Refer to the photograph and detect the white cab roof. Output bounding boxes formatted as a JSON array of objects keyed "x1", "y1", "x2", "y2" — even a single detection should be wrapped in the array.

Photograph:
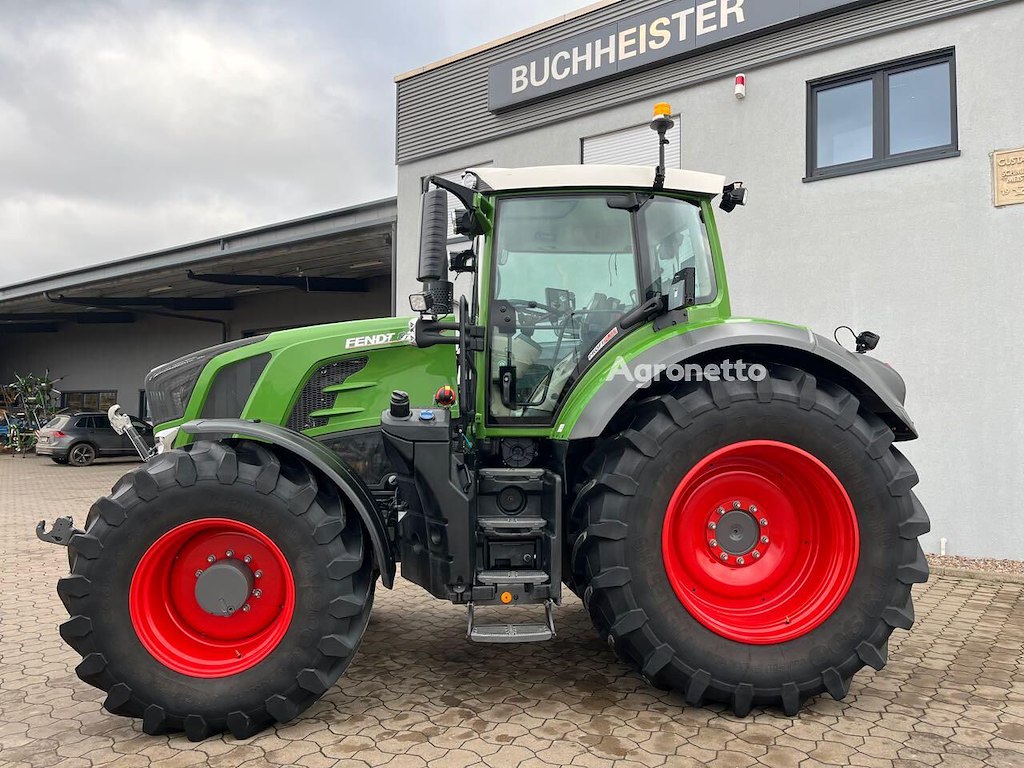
[{"x1": 468, "y1": 165, "x2": 726, "y2": 197}]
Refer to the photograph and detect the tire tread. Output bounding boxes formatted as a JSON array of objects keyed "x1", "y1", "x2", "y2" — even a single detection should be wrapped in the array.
[
  {"x1": 570, "y1": 365, "x2": 929, "y2": 716},
  {"x1": 56, "y1": 439, "x2": 374, "y2": 740}
]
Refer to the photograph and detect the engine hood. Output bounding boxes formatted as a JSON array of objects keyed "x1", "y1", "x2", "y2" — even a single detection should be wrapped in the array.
[{"x1": 149, "y1": 315, "x2": 455, "y2": 438}]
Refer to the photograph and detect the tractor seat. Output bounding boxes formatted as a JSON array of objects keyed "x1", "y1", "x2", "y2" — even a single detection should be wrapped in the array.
[{"x1": 580, "y1": 294, "x2": 625, "y2": 350}]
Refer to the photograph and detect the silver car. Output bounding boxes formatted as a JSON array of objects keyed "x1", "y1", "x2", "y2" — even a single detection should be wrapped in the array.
[{"x1": 35, "y1": 411, "x2": 154, "y2": 466}]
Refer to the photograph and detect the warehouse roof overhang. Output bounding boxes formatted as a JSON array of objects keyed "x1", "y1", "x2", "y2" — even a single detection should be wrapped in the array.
[{"x1": 0, "y1": 197, "x2": 396, "y2": 331}]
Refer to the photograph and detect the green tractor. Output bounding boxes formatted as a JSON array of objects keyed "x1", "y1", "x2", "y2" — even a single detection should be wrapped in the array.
[{"x1": 43, "y1": 106, "x2": 928, "y2": 740}]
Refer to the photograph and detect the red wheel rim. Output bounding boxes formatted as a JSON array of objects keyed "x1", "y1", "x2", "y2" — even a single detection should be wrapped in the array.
[
  {"x1": 129, "y1": 518, "x2": 295, "y2": 677},
  {"x1": 662, "y1": 440, "x2": 858, "y2": 644}
]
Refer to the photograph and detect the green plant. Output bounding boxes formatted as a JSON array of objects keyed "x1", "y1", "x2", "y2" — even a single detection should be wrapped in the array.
[{"x1": 8, "y1": 370, "x2": 61, "y2": 429}]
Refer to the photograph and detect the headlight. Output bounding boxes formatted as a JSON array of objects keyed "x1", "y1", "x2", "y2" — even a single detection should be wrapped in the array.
[{"x1": 145, "y1": 335, "x2": 267, "y2": 425}]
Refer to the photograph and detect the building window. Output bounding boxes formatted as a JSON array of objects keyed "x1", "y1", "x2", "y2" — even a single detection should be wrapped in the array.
[
  {"x1": 63, "y1": 391, "x2": 118, "y2": 411},
  {"x1": 806, "y1": 49, "x2": 958, "y2": 181},
  {"x1": 582, "y1": 119, "x2": 681, "y2": 167}
]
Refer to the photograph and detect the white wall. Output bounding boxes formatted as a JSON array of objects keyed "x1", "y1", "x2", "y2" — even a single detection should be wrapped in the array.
[
  {"x1": 396, "y1": 4, "x2": 1024, "y2": 559},
  {"x1": 0, "y1": 276, "x2": 392, "y2": 416}
]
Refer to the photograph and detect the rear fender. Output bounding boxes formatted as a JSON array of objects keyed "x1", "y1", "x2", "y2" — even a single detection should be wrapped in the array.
[
  {"x1": 180, "y1": 418, "x2": 395, "y2": 588},
  {"x1": 569, "y1": 322, "x2": 917, "y2": 441}
]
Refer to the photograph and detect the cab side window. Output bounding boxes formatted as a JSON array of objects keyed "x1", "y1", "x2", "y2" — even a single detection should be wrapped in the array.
[{"x1": 639, "y1": 196, "x2": 716, "y2": 303}]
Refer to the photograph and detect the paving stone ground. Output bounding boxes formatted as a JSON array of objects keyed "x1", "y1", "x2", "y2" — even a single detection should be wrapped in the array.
[{"x1": 1, "y1": 454, "x2": 1022, "y2": 768}]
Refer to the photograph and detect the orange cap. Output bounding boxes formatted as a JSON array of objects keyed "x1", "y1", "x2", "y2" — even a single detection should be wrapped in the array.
[{"x1": 653, "y1": 102, "x2": 672, "y2": 117}]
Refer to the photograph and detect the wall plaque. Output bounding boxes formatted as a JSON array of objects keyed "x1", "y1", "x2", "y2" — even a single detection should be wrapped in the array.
[{"x1": 994, "y1": 148, "x2": 1024, "y2": 207}]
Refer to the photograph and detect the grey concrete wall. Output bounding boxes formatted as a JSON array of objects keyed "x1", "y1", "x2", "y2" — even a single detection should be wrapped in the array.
[
  {"x1": 0, "y1": 276, "x2": 391, "y2": 416},
  {"x1": 396, "y1": 3, "x2": 1024, "y2": 558}
]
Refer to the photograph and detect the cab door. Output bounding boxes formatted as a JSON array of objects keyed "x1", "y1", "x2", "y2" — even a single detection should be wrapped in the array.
[{"x1": 485, "y1": 194, "x2": 642, "y2": 425}]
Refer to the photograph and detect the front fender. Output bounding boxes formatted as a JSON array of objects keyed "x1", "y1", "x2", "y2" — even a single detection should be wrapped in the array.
[
  {"x1": 567, "y1": 321, "x2": 916, "y2": 441},
  {"x1": 180, "y1": 418, "x2": 395, "y2": 588}
]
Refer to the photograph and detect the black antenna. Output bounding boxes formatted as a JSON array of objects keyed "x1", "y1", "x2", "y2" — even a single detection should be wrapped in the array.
[{"x1": 650, "y1": 104, "x2": 675, "y2": 191}]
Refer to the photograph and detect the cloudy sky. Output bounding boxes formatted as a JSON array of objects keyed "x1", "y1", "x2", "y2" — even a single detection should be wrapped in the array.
[{"x1": 0, "y1": 0, "x2": 586, "y2": 286}]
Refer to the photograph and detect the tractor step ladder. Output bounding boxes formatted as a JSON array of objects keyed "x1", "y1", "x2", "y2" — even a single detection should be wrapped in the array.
[
  {"x1": 477, "y1": 517, "x2": 547, "y2": 535},
  {"x1": 467, "y1": 600, "x2": 556, "y2": 643},
  {"x1": 477, "y1": 569, "x2": 548, "y2": 585}
]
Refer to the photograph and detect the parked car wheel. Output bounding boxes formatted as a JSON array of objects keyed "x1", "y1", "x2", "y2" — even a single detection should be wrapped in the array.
[{"x1": 69, "y1": 443, "x2": 97, "y2": 467}]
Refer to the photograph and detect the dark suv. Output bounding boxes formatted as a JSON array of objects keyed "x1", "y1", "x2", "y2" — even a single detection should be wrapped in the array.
[{"x1": 35, "y1": 412, "x2": 154, "y2": 466}]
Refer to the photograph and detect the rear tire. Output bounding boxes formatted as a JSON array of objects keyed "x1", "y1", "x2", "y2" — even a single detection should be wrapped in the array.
[
  {"x1": 68, "y1": 442, "x2": 96, "y2": 466},
  {"x1": 570, "y1": 366, "x2": 929, "y2": 716},
  {"x1": 59, "y1": 440, "x2": 375, "y2": 740}
]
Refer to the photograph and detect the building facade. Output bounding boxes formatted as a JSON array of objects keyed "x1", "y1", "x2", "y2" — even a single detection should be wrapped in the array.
[
  {"x1": 394, "y1": 0, "x2": 1024, "y2": 558},
  {"x1": 1, "y1": 199, "x2": 396, "y2": 418}
]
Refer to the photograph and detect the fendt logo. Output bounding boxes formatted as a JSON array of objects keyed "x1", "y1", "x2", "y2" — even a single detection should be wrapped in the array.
[{"x1": 344, "y1": 331, "x2": 413, "y2": 349}]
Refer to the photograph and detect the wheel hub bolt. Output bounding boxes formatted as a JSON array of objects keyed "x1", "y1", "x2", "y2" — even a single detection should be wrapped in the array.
[
  {"x1": 761, "y1": 535, "x2": 770, "y2": 544},
  {"x1": 252, "y1": 589, "x2": 263, "y2": 598},
  {"x1": 226, "y1": 550, "x2": 234, "y2": 558},
  {"x1": 243, "y1": 555, "x2": 252, "y2": 564},
  {"x1": 708, "y1": 522, "x2": 717, "y2": 530},
  {"x1": 732, "y1": 501, "x2": 741, "y2": 509},
  {"x1": 242, "y1": 604, "x2": 251, "y2": 612},
  {"x1": 717, "y1": 507, "x2": 725, "y2": 515},
  {"x1": 720, "y1": 553, "x2": 729, "y2": 561},
  {"x1": 207, "y1": 554, "x2": 216, "y2": 563},
  {"x1": 736, "y1": 557, "x2": 745, "y2": 565},
  {"x1": 254, "y1": 570, "x2": 263, "y2": 579},
  {"x1": 760, "y1": 518, "x2": 769, "y2": 527},
  {"x1": 749, "y1": 505, "x2": 758, "y2": 513},
  {"x1": 710, "y1": 539, "x2": 718, "y2": 548},
  {"x1": 194, "y1": 569, "x2": 203, "y2": 578},
  {"x1": 752, "y1": 551, "x2": 761, "y2": 559}
]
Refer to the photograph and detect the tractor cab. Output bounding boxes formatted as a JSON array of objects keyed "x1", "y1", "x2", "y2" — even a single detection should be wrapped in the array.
[{"x1": 480, "y1": 177, "x2": 721, "y2": 422}]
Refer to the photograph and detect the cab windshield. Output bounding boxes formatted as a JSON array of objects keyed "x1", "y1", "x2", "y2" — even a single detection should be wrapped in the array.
[{"x1": 488, "y1": 193, "x2": 715, "y2": 422}]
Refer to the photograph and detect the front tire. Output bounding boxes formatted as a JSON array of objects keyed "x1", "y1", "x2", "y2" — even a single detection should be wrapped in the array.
[
  {"x1": 58, "y1": 440, "x2": 375, "y2": 740},
  {"x1": 570, "y1": 366, "x2": 929, "y2": 716}
]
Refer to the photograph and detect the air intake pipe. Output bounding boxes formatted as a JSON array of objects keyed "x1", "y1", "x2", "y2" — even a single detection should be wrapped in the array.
[{"x1": 418, "y1": 188, "x2": 449, "y2": 283}]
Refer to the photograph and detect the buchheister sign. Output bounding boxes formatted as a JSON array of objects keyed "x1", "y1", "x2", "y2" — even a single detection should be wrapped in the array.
[{"x1": 488, "y1": 0, "x2": 878, "y2": 111}]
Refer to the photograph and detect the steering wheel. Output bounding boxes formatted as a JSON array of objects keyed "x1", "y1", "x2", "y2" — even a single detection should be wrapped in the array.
[
  {"x1": 506, "y1": 299, "x2": 559, "y2": 328},
  {"x1": 507, "y1": 299, "x2": 556, "y2": 314}
]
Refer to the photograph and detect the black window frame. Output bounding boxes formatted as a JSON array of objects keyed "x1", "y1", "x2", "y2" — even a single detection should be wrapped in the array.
[{"x1": 806, "y1": 48, "x2": 959, "y2": 182}]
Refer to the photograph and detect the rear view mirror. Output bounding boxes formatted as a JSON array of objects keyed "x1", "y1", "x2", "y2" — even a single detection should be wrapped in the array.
[{"x1": 606, "y1": 193, "x2": 642, "y2": 211}]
